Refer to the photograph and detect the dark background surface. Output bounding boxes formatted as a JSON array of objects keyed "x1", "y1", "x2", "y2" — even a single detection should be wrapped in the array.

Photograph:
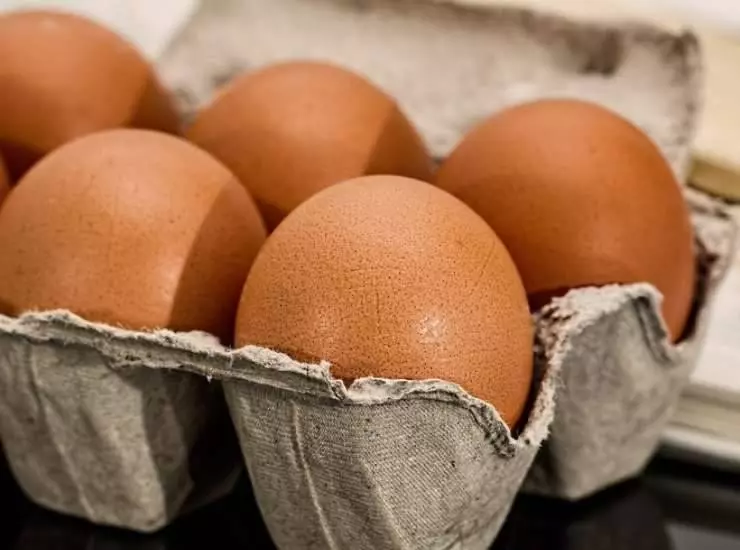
[{"x1": 2, "y1": 451, "x2": 740, "y2": 549}]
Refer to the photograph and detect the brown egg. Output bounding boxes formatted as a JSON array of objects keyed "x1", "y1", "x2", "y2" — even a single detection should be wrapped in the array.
[
  {"x1": 235, "y1": 175, "x2": 533, "y2": 428},
  {"x1": 0, "y1": 129, "x2": 266, "y2": 342},
  {"x1": 186, "y1": 61, "x2": 433, "y2": 231},
  {"x1": 0, "y1": 10, "x2": 180, "y2": 181},
  {"x1": 0, "y1": 156, "x2": 8, "y2": 206},
  {"x1": 436, "y1": 99, "x2": 695, "y2": 342}
]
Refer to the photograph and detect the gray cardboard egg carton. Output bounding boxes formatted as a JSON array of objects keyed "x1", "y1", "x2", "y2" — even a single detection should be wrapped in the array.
[
  {"x1": 0, "y1": 315, "x2": 558, "y2": 548},
  {"x1": 524, "y1": 190, "x2": 735, "y2": 499},
  {"x1": 0, "y1": 0, "x2": 735, "y2": 548},
  {"x1": 0, "y1": 322, "x2": 243, "y2": 532},
  {"x1": 160, "y1": 0, "x2": 735, "y2": 500}
]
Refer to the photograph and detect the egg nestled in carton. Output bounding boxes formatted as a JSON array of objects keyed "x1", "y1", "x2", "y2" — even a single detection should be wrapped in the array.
[
  {"x1": 0, "y1": 129, "x2": 266, "y2": 531},
  {"x1": 436, "y1": 99, "x2": 696, "y2": 342},
  {"x1": 0, "y1": 129, "x2": 266, "y2": 341},
  {"x1": 187, "y1": 61, "x2": 434, "y2": 230},
  {"x1": 433, "y1": 97, "x2": 736, "y2": 498},
  {"x1": 235, "y1": 174, "x2": 534, "y2": 428},
  {"x1": 0, "y1": 10, "x2": 180, "y2": 181},
  {"x1": 221, "y1": 175, "x2": 553, "y2": 550},
  {"x1": 434, "y1": 99, "x2": 735, "y2": 500},
  {"x1": 0, "y1": 0, "x2": 737, "y2": 546}
]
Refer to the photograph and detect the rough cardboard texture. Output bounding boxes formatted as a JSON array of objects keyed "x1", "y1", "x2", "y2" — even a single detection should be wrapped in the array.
[
  {"x1": 524, "y1": 193, "x2": 737, "y2": 499},
  {"x1": 0, "y1": 323, "x2": 242, "y2": 533},
  {"x1": 217, "y1": 343, "x2": 557, "y2": 550},
  {"x1": 0, "y1": 195, "x2": 731, "y2": 544},
  {"x1": 0, "y1": 310, "x2": 557, "y2": 549},
  {"x1": 223, "y1": 382, "x2": 537, "y2": 549},
  {"x1": 160, "y1": 0, "x2": 701, "y2": 181},
  {"x1": 158, "y1": 0, "x2": 733, "y2": 502},
  {"x1": 0, "y1": 0, "x2": 730, "y2": 545}
]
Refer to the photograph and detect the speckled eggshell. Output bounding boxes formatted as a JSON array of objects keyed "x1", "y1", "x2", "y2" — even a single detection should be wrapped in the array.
[
  {"x1": 0, "y1": 156, "x2": 8, "y2": 206},
  {"x1": 235, "y1": 175, "x2": 533, "y2": 428},
  {"x1": 0, "y1": 10, "x2": 181, "y2": 181},
  {"x1": 0, "y1": 129, "x2": 267, "y2": 343},
  {"x1": 186, "y1": 61, "x2": 433, "y2": 231},
  {"x1": 436, "y1": 99, "x2": 696, "y2": 342}
]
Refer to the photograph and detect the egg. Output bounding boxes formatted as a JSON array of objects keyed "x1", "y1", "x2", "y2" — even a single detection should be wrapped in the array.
[
  {"x1": 186, "y1": 61, "x2": 433, "y2": 231},
  {"x1": 0, "y1": 129, "x2": 266, "y2": 342},
  {"x1": 0, "y1": 156, "x2": 8, "y2": 206},
  {"x1": 235, "y1": 175, "x2": 533, "y2": 428},
  {"x1": 436, "y1": 99, "x2": 695, "y2": 342},
  {"x1": 0, "y1": 10, "x2": 180, "y2": 181}
]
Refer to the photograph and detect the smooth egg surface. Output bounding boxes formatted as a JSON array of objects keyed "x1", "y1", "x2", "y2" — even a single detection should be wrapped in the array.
[
  {"x1": 0, "y1": 129, "x2": 266, "y2": 342},
  {"x1": 436, "y1": 99, "x2": 695, "y2": 341},
  {"x1": 0, "y1": 10, "x2": 180, "y2": 180},
  {"x1": 187, "y1": 61, "x2": 433, "y2": 231},
  {"x1": 235, "y1": 175, "x2": 533, "y2": 428}
]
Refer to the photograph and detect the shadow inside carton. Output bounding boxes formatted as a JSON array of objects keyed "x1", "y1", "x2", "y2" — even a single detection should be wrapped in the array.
[
  {"x1": 167, "y1": 381, "x2": 244, "y2": 515},
  {"x1": 11, "y1": 472, "x2": 275, "y2": 550},
  {"x1": 677, "y1": 236, "x2": 716, "y2": 344},
  {"x1": 0, "y1": 447, "x2": 29, "y2": 549},
  {"x1": 0, "y1": 139, "x2": 42, "y2": 185},
  {"x1": 133, "y1": 367, "x2": 243, "y2": 525}
]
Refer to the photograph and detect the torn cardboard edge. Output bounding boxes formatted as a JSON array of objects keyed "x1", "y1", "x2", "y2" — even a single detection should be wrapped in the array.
[
  {"x1": 0, "y1": 190, "x2": 732, "y2": 462},
  {"x1": 521, "y1": 192, "x2": 737, "y2": 499},
  {"x1": 0, "y1": 307, "x2": 556, "y2": 459},
  {"x1": 0, "y1": 191, "x2": 732, "y2": 539},
  {"x1": 0, "y1": 0, "x2": 726, "y2": 537},
  {"x1": 537, "y1": 187, "x2": 737, "y2": 355}
]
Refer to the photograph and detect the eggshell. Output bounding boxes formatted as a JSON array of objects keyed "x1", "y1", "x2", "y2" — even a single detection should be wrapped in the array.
[
  {"x1": 0, "y1": 156, "x2": 8, "y2": 206},
  {"x1": 0, "y1": 10, "x2": 180, "y2": 181},
  {"x1": 436, "y1": 99, "x2": 695, "y2": 342},
  {"x1": 186, "y1": 61, "x2": 433, "y2": 231},
  {"x1": 235, "y1": 175, "x2": 533, "y2": 428},
  {"x1": 0, "y1": 129, "x2": 266, "y2": 342}
]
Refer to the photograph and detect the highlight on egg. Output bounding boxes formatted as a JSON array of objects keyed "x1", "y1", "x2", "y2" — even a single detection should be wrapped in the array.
[
  {"x1": 186, "y1": 61, "x2": 434, "y2": 231},
  {"x1": 235, "y1": 175, "x2": 534, "y2": 428},
  {"x1": 436, "y1": 99, "x2": 695, "y2": 342},
  {"x1": 0, "y1": 129, "x2": 266, "y2": 343},
  {"x1": 0, "y1": 10, "x2": 181, "y2": 181}
]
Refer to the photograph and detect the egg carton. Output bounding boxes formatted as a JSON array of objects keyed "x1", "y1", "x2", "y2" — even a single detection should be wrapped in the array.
[
  {"x1": 0, "y1": 310, "x2": 558, "y2": 547},
  {"x1": 162, "y1": 0, "x2": 735, "y2": 490},
  {"x1": 159, "y1": 0, "x2": 701, "y2": 182},
  {"x1": 0, "y1": 0, "x2": 735, "y2": 547},
  {"x1": 0, "y1": 320, "x2": 243, "y2": 532},
  {"x1": 523, "y1": 190, "x2": 735, "y2": 499}
]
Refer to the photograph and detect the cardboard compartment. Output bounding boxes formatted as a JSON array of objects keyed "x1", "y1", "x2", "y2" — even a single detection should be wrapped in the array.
[{"x1": 0, "y1": 0, "x2": 734, "y2": 546}]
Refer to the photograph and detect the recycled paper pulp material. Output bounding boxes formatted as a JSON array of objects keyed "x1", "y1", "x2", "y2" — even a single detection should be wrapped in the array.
[
  {"x1": 524, "y1": 191, "x2": 736, "y2": 499},
  {"x1": 0, "y1": 322, "x2": 242, "y2": 532},
  {"x1": 0, "y1": 0, "x2": 735, "y2": 546},
  {"x1": 0, "y1": 310, "x2": 556, "y2": 549},
  {"x1": 159, "y1": 0, "x2": 735, "y2": 503},
  {"x1": 160, "y1": 0, "x2": 701, "y2": 183}
]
